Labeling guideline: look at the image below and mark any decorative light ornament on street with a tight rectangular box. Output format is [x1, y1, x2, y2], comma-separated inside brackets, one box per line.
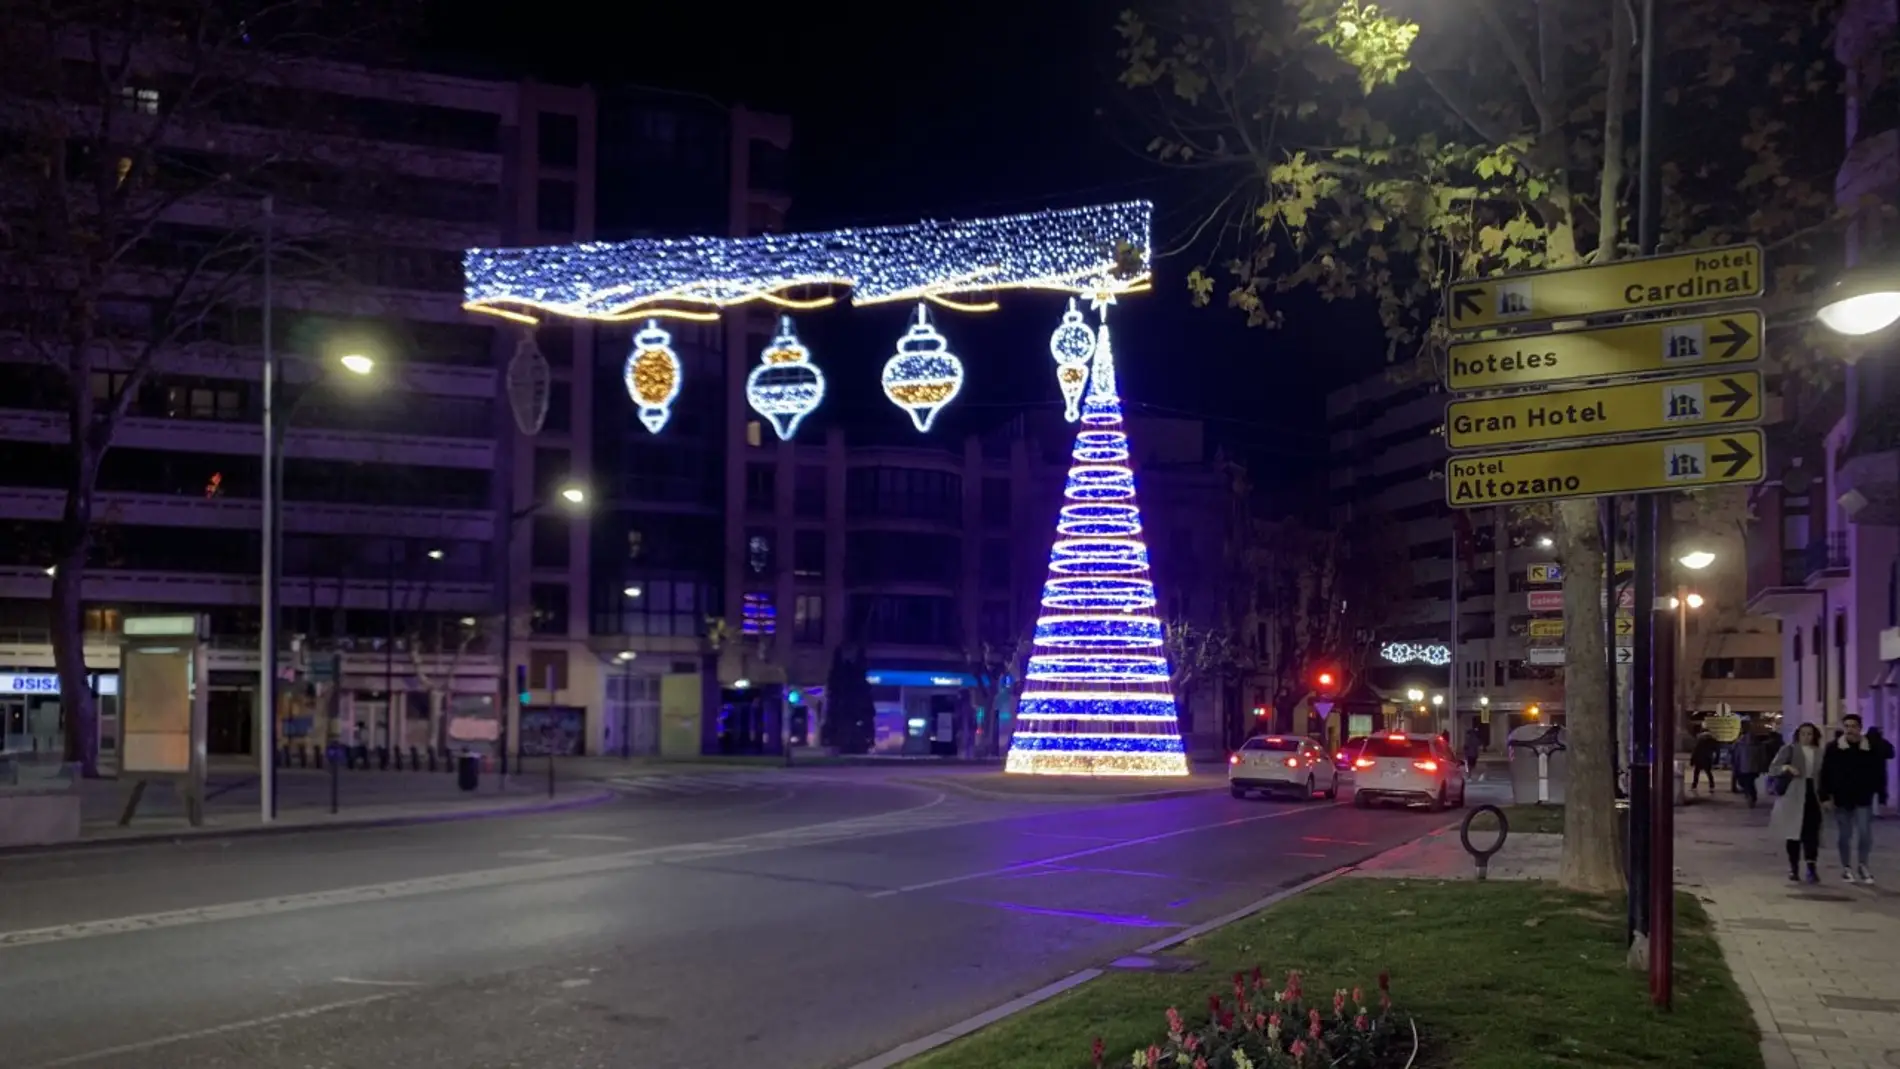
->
[1816, 264, 1900, 339]
[1381, 641, 1451, 666]
[745, 315, 825, 440]
[882, 304, 965, 432]
[624, 320, 682, 433]
[505, 330, 552, 435]
[1048, 297, 1095, 422]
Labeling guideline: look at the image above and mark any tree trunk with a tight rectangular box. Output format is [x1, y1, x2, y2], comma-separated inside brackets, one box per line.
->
[50, 531, 98, 777]
[1556, 498, 1623, 891]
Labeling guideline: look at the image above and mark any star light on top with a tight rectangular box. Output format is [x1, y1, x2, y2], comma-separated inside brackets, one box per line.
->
[461, 202, 1154, 325]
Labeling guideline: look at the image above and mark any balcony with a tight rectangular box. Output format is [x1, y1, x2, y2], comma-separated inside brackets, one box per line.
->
[0, 408, 496, 469]
[0, 488, 494, 541]
[0, 627, 498, 683]
[0, 566, 491, 612]
[1805, 531, 1851, 589]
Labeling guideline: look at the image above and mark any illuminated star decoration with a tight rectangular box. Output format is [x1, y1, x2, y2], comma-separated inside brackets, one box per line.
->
[745, 315, 825, 440]
[1380, 641, 1452, 666]
[460, 202, 1153, 324]
[624, 320, 682, 433]
[882, 304, 966, 432]
[1005, 308, 1189, 778]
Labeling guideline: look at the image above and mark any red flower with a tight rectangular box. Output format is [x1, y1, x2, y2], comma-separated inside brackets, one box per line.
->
[1255, 1012, 1267, 1030]
[1291, 1039, 1309, 1059]
[1184, 1033, 1200, 1053]
[1219, 1009, 1235, 1029]
[1166, 1008, 1183, 1036]
[1309, 1008, 1323, 1038]
[1090, 1037, 1105, 1067]
[1208, 994, 1222, 1016]
[1268, 1012, 1282, 1028]
[1352, 986, 1363, 1006]
[1378, 970, 1390, 992]
[1285, 969, 1303, 1000]
[1194, 1059, 1209, 1069]
[1355, 1014, 1369, 1032]
[1333, 991, 1346, 1016]
[1251, 965, 1264, 986]
[1146, 1045, 1161, 1066]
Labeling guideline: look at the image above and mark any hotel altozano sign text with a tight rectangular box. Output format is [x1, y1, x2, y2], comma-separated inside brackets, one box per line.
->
[1445, 431, 1766, 507]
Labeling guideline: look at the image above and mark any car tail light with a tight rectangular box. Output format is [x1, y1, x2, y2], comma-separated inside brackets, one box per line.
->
[1334, 751, 1344, 761]
[1353, 757, 1375, 770]
[1229, 753, 1240, 765]
[1414, 759, 1439, 773]
[1387, 733, 1407, 741]
[1284, 757, 1300, 768]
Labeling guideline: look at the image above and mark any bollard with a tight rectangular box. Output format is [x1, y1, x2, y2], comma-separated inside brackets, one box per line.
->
[355, 744, 369, 770]
[408, 746, 420, 771]
[377, 745, 389, 771]
[296, 744, 308, 768]
[313, 744, 323, 770]
[1460, 805, 1510, 881]
[428, 747, 438, 772]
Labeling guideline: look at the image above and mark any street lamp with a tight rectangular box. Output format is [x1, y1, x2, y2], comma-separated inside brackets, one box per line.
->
[1816, 265, 1900, 337]
[623, 585, 643, 599]
[1537, 535, 1554, 549]
[1405, 687, 1424, 702]
[497, 480, 589, 776]
[1677, 550, 1716, 571]
[426, 548, 445, 561]
[339, 353, 376, 376]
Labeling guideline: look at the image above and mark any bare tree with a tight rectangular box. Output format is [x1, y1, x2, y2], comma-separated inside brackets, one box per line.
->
[965, 628, 1033, 760]
[0, 1, 411, 772]
[1164, 617, 1236, 742]
[1258, 517, 1409, 732]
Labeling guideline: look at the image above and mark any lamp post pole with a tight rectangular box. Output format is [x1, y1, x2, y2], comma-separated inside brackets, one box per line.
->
[258, 195, 278, 824]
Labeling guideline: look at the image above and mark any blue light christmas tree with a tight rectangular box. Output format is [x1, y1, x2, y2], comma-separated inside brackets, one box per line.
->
[1004, 308, 1189, 777]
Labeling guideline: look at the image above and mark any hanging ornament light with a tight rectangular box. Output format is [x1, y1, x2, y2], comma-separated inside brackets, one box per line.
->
[881, 303, 965, 433]
[745, 315, 825, 440]
[505, 330, 552, 435]
[624, 319, 683, 433]
[1048, 296, 1095, 423]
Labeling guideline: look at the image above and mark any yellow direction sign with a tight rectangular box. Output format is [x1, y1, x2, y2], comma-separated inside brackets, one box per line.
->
[1446, 371, 1762, 451]
[1446, 244, 1763, 331]
[1446, 310, 1762, 392]
[1528, 618, 1636, 638]
[1445, 430, 1765, 508]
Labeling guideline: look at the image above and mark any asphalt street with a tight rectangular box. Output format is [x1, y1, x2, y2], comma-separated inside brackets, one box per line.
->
[0, 768, 1460, 1069]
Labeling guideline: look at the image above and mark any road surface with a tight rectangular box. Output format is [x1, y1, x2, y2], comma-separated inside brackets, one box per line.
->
[0, 768, 1455, 1068]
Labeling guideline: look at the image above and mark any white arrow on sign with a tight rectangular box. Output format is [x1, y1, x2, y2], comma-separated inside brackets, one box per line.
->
[1615, 646, 1634, 663]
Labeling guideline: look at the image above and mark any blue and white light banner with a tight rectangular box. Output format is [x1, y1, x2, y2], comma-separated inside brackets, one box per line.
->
[1, 672, 119, 696]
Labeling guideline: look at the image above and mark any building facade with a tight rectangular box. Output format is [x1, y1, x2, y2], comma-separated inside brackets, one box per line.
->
[1744, 0, 1899, 777]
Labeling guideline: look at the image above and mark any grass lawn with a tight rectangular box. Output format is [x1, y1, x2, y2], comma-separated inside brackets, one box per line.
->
[905, 879, 1759, 1069]
[1496, 803, 1566, 835]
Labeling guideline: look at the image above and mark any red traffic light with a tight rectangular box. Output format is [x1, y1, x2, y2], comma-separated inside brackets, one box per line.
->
[1315, 670, 1336, 688]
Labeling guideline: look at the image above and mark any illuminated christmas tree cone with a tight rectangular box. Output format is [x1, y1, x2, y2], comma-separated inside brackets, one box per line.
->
[1005, 315, 1189, 777]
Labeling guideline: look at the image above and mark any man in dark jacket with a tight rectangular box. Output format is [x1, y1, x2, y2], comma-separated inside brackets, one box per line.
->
[1730, 729, 1763, 807]
[1820, 714, 1885, 884]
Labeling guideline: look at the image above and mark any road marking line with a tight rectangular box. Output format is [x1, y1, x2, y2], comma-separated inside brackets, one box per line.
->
[19, 992, 407, 1068]
[844, 969, 1105, 1069]
[867, 806, 1312, 898]
[332, 977, 422, 987]
[550, 833, 633, 843]
[0, 790, 954, 951]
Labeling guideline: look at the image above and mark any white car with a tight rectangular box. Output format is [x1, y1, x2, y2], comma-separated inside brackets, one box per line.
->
[1349, 733, 1468, 810]
[1228, 735, 1339, 801]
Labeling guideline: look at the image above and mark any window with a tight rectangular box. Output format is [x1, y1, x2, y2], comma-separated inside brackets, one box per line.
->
[794, 466, 826, 518]
[745, 463, 776, 511]
[981, 478, 1010, 525]
[745, 529, 774, 577]
[1361, 736, 1431, 758]
[163, 382, 244, 421]
[119, 85, 159, 115]
[610, 578, 713, 638]
[1240, 737, 1301, 752]
[538, 326, 573, 368]
[845, 532, 960, 584]
[845, 467, 961, 522]
[1701, 657, 1777, 680]
[794, 594, 825, 644]
[793, 530, 825, 578]
[536, 178, 576, 233]
[537, 112, 579, 167]
[742, 591, 776, 635]
[543, 381, 572, 434]
[848, 594, 959, 646]
[530, 513, 570, 568]
[980, 539, 1009, 588]
[526, 648, 569, 691]
[533, 447, 570, 500]
[529, 583, 569, 635]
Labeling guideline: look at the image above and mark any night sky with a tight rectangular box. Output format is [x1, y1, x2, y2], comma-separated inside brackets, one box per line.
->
[432, 0, 1383, 511]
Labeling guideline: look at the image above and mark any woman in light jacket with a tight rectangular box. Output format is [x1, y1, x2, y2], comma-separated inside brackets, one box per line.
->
[1770, 722, 1826, 883]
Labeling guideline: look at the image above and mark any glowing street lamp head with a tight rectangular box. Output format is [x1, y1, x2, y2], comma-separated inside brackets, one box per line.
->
[339, 353, 375, 375]
[1405, 687, 1425, 703]
[1817, 265, 1900, 337]
[1678, 550, 1716, 570]
[559, 485, 586, 506]
[426, 548, 445, 561]
[623, 585, 643, 598]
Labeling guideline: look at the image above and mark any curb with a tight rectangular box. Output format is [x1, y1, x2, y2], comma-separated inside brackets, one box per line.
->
[889, 775, 1226, 805]
[1, 789, 617, 858]
[846, 819, 1458, 1069]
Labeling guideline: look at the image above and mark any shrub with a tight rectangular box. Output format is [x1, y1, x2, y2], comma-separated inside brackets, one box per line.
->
[1095, 968, 1412, 1069]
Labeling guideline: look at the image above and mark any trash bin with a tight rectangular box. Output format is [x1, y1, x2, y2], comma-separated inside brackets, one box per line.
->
[457, 751, 480, 792]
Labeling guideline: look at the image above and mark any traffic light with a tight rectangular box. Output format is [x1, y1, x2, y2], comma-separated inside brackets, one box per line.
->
[1313, 667, 1340, 696]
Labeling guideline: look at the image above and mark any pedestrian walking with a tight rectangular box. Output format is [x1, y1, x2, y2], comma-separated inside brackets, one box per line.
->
[1731, 729, 1763, 808]
[1820, 713, 1884, 884]
[1691, 729, 1719, 794]
[1868, 726, 1894, 814]
[1769, 722, 1826, 883]
[1462, 727, 1482, 777]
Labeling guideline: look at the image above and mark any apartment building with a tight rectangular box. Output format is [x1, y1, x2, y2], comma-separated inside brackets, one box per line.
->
[1328, 363, 1782, 748]
[0, 48, 540, 761]
[1745, 0, 1900, 768]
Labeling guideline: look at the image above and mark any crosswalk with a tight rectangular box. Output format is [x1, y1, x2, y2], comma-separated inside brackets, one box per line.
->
[601, 772, 803, 799]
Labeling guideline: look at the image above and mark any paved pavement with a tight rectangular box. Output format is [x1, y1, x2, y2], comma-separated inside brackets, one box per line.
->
[1678, 795, 1900, 1069]
[0, 768, 1455, 1069]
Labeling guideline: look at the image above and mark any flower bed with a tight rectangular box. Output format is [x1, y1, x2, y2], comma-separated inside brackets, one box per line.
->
[1097, 968, 1414, 1069]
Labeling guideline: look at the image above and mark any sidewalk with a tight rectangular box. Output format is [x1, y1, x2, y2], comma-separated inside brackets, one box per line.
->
[1677, 793, 1900, 1069]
